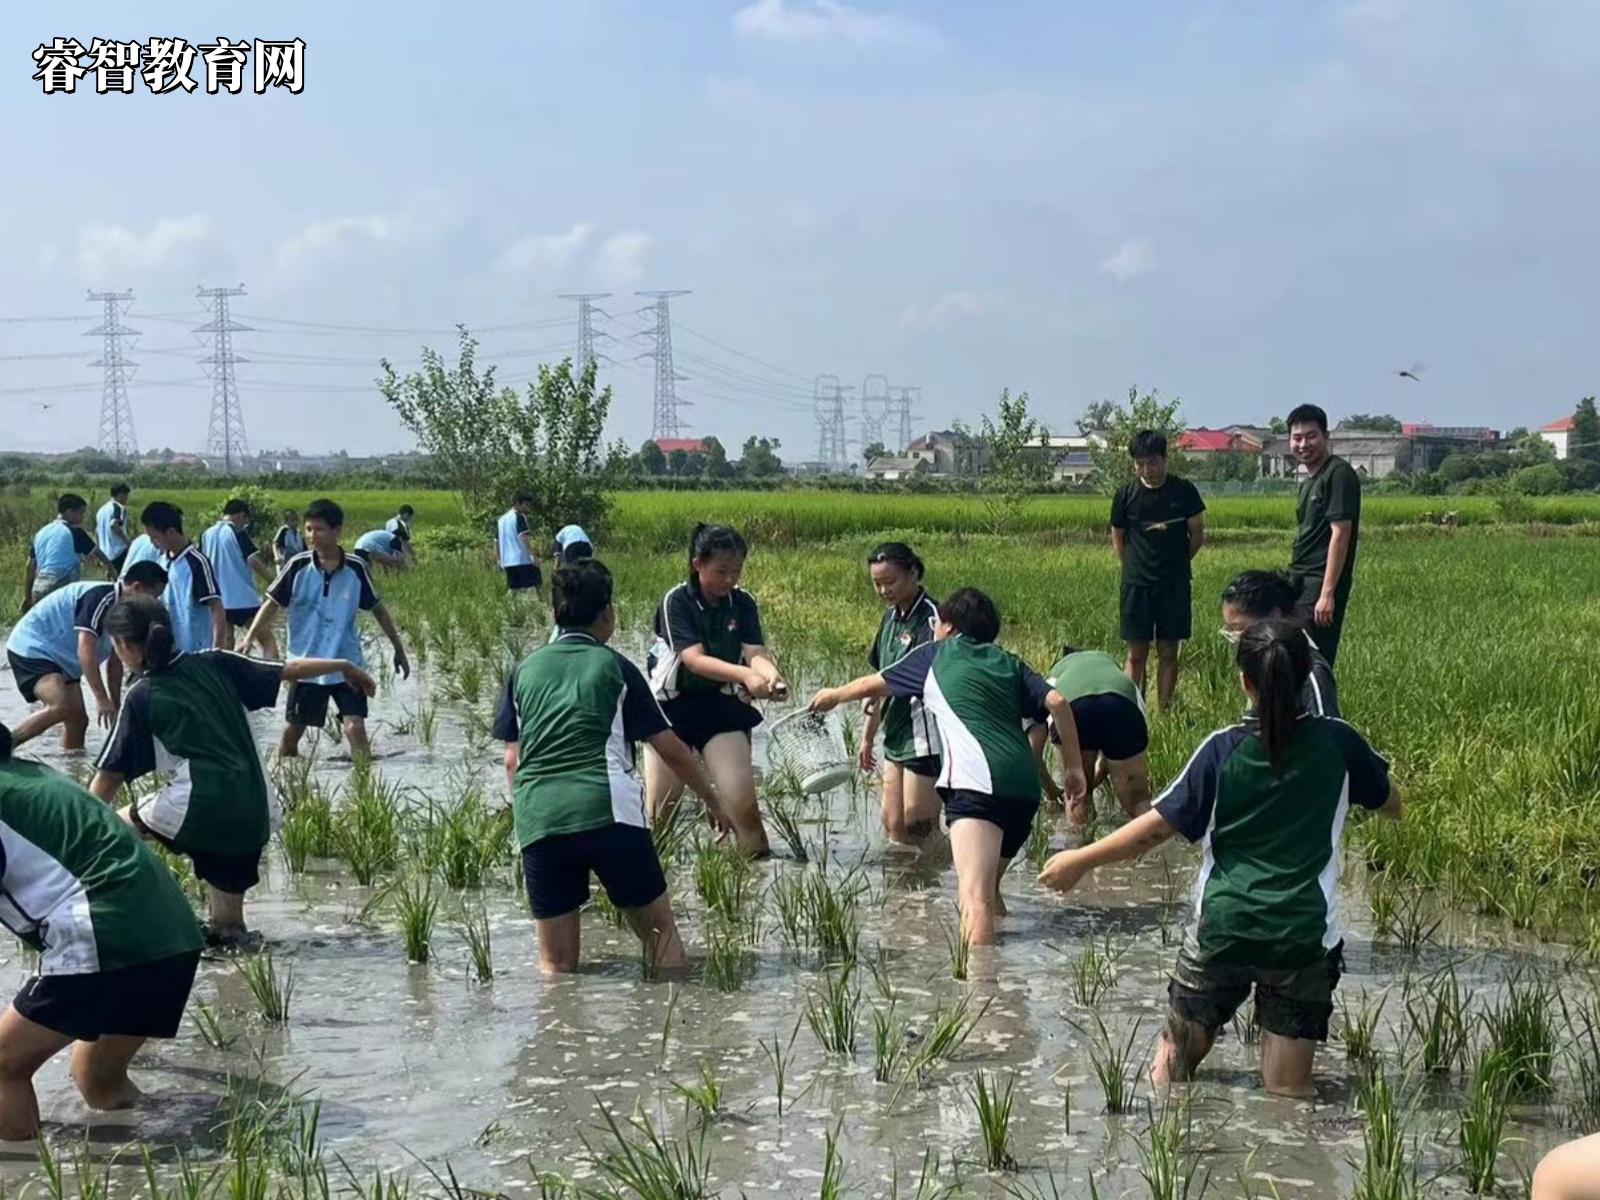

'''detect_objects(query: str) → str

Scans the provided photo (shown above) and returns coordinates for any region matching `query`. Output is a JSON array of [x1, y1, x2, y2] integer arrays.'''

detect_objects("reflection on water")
[[0, 636, 1583, 1196]]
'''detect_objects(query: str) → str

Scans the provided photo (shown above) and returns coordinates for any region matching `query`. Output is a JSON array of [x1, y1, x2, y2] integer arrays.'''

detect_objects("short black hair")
[[110, 483, 131, 500], [305, 498, 343, 529], [1128, 430, 1167, 460], [513, 492, 535, 507], [58, 493, 87, 515], [553, 558, 614, 628], [1220, 569, 1298, 619], [282, 507, 300, 520], [140, 500, 184, 533], [938, 587, 1001, 644], [122, 560, 169, 589], [397, 504, 415, 518], [223, 498, 250, 517], [1286, 404, 1328, 434]]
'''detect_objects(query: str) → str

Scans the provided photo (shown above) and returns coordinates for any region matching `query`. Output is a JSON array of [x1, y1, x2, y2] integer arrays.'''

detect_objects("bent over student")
[[1220, 569, 1338, 718], [1037, 619, 1400, 1097], [494, 559, 728, 974], [0, 720, 203, 1140]]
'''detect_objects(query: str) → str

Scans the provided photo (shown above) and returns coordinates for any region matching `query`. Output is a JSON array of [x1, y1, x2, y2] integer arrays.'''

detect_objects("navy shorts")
[[522, 823, 668, 920], [889, 754, 941, 779], [940, 789, 1040, 861], [505, 564, 542, 592], [7, 651, 69, 705], [1051, 692, 1149, 761], [285, 680, 369, 728], [1120, 582, 1193, 643], [660, 693, 761, 752], [225, 606, 260, 629], [129, 805, 263, 895], [14, 950, 200, 1041]]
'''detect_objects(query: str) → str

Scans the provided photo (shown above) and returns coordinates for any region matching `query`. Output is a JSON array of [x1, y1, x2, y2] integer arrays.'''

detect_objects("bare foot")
[[81, 1078, 142, 1112]]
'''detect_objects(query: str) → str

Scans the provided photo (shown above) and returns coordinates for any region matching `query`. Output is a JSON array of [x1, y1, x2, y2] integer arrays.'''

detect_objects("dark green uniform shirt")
[[868, 590, 941, 762], [648, 582, 764, 700], [1291, 455, 1361, 587], [1110, 476, 1205, 588]]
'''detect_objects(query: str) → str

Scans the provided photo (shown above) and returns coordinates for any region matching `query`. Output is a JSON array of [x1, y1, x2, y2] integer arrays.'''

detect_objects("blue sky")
[[1, 0, 1596, 457]]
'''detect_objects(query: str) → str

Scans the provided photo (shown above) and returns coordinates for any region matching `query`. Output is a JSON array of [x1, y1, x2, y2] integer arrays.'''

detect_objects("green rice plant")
[[1137, 1098, 1211, 1200], [805, 962, 860, 1057], [1481, 972, 1558, 1099], [238, 952, 295, 1024], [416, 702, 438, 750], [1351, 1069, 1421, 1200], [456, 902, 494, 983], [969, 1070, 1019, 1172], [334, 771, 404, 886], [1369, 875, 1441, 954], [191, 998, 237, 1051], [819, 1120, 848, 1200], [393, 872, 439, 964], [580, 1100, 714, 1200], [1563, 992, 1600, 1130], [702, 913, 755, 993], [890, 1149, 960, 1200], [770, 864, 864, 964], [1025, 807, 1052, 875], [891, 994, 994, 1108], [1458, 1047, 1513, 1195], [761, 1018, 802, 1118], [416, 784, 512, 889], [1057, 933, 1124, 1008], [1495, 874, 1543, 932], [650, 798, 696, 868], [278, 779, 335, 873], [944, 913, 971, 982], [670, 1064, 724, 1126], [588, 884, 626, 929], [140, 1143, 226, 1200], [1079, 1012, 1143, 1115], [1340, 989, 1388, 1065], [694, 838, 754, 919], [1402, 965, 1470, 1075], [764, 788, 810, 864], [873, 1002, 911, 1083]]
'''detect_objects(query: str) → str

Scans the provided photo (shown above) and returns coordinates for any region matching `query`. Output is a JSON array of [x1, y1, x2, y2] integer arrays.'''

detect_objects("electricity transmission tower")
[[86, 289, 139, 458], [559, 292, 611, 376], [813, 376, 851, 470], [637, 290, 691, 442], [197, 285, 251, 474], [886, 386, 920, 454], [860, 374, 889, 454]]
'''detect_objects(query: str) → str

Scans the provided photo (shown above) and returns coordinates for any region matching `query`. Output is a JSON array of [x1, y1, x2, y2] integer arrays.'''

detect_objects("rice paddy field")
[[1, 487, 1599, 1199]]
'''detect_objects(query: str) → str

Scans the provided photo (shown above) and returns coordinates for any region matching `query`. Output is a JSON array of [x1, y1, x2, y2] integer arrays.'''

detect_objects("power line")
[[814, 375, 851, 469], [86, 289, 139, 458], [887, 386, 920, 453], [197, 285, 250, 473], [637, 291, 691, 442], [676, 323, 814, 385], [861, 374, 889, 450]]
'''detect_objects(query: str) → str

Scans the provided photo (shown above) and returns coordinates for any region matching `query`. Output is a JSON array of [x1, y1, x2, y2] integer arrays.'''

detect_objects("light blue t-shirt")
[[5, 581, 120, 678], [30, 520, 91, 580], [162, 545, 222, 654], [267, 550, 381, 686], [497, 509, 532, 568], [555, 524, 591, 551], [96, 500, 129, 559], [200, 521, 261, 611], [355, 530, 400, 556], [119, 534, 162, 578]]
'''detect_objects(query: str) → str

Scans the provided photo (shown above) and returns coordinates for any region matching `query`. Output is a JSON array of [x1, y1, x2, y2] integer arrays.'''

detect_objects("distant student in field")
[[119, 529, 164, 579], [96, 484, 132, 575], [811, 588, 1087, 944], [1110, 430, 1205, 710], [1220, 569, 1339, 718], [201, 499, 278, 658], [140, 501, 226, 655], [497, 493, 542, 593], [646, 524, 787, 857], [273, 508, 306, 566], [243, 498, 410, 762], [0, 720, 204, 1141], [1534, 1133, 1600, 1200], [495, 559, 729, 974], [554, 523, 594, 564], [3, 562, 168, 751], [1031, 646, 1152, 825], [353, 528, 409, 571], [858, 542, 944, 851], [1038, 619, 1400, 1097], [23, 494, 109, 611], [385, 504, 416, 558], [1287, 403, 1361, 668], [90, 595, 375, 948]]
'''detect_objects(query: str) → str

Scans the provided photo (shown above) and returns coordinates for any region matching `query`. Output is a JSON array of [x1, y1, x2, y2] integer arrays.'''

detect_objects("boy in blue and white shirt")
[[96, 484, 132, 574], [554, 524, 594, 564], [24, 495, 108, 609], [498, 493, 541, 593], [201, 499, 278, 657]]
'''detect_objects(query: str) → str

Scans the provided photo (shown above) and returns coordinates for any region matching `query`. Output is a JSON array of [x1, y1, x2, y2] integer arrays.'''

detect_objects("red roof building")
[[1177, 428, 1252, 453], [1540, 416, 1575, 433], [653, 438, 707, 454]]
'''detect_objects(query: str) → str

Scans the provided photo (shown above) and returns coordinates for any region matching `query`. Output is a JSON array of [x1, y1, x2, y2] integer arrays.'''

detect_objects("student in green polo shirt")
[[0, 720, 203, 1140], [1030, 647, 1152, 825], [1037, 618, 1400, 1097], [645, 524, 788, 858], [88, 594, 376, 948], [810, 588, 1087, 945], [858, 542, 943, 851], [1287, 404, 1361, 668], [495, 559, 728, 974]]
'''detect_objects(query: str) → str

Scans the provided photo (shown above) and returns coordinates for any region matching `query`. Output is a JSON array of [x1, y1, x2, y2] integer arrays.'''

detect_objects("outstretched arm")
[[1038, 808, 1177, 894], [810, 673, 892, 713]]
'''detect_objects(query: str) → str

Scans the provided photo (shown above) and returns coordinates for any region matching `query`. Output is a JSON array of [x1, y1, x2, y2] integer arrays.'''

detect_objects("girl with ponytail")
[[1036, 618, 1401, 1098], [90, 594, 377, 948]]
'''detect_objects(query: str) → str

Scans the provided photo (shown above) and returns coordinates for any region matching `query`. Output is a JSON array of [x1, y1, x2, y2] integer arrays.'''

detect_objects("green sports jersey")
[[868, 590, 941, 762], [1154, 715, 1390, 969], [0, 758, 202, 974], [494, 631, 672, 846], [882, 636, 1051, 798], [1046, 650, 1141, 706], [96, 651, 283, 858]]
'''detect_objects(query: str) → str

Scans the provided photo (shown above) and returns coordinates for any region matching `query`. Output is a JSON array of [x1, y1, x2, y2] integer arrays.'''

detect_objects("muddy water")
[[0, 634, 1583, 1197]]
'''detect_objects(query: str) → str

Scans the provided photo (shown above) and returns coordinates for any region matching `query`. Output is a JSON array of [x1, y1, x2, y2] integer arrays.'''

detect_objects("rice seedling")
[[1369, 875, 1441, 954], [694, 838, 754, 919], [944, 912, 972, 981], [334, 771, 405, 887], [140, 1143, 227, 1200], [1025, 808, 1052, 874], [891, 994, 994, 1108], [415, 784, 512, 889], [416, 702, 438, 750], [192, 998, 238, 1051], [392, 872, 439, 964], [456, 902, 494, 983], [1481, 972, 1558, 1099], [805, 962, 860, 1057], [650, 798, 697, 868], [238, 951, 296, 1024], [761, 1018, 802, 1118], [1458, 1047, 1513, 1195], [1079, 1012, 1144, 1115], [1563, 992, 1600, 1130], [1340, 989, 1388, 1065], [1401, 965, 1470, 1074], [670, 1064, 724, 1126], [770, 864, 864, 964], [702, 912, 756, 993], [890, 1149, 960, 1200], [580, 1100, 714, 1200], [969, 1070, 1019, 1172], [819, 1121, 848, 1200], [1058, 933, 1124, 1008], [873, 1002, 911, 1083], [1351, 1069, 1421, 1200], [1137, 1098, 1210, 1200], [1230, 996, 1261, 1046], [764, 787, 811, 863], [588, 884, 625, 929]]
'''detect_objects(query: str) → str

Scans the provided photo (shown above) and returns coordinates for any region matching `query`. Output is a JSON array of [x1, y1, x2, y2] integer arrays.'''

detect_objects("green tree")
[[1076, 400, 1119, 436], [1571, 397, 1600, 465], [1437, 453, 1481, 485], [1512, 463, 1566, 495], [1268, 416, 1288, 434], [862, 441, 887, 465], [498, 357, 617, 535], [1087, 385, 1187, 491], [1512, 431, 1558, 469], [1342, 413, 1404, 433], [739, 436, 784, 478], [667, 449, 689, 477], [637, 440, 667, 476], [957, 389, 1049, 531], [702, 436, 734, 479]]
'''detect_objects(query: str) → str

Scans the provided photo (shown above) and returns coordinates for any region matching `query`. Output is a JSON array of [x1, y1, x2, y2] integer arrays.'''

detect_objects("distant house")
[[1052, 451, 1094, 484], [866, 456, 928, 482], [1178, 428, 1262, 458], [1261, 434, 1416, 479], [1539, 416, 1573, 460], [654, 438, 707, 455], [906, 431, 962, 475]]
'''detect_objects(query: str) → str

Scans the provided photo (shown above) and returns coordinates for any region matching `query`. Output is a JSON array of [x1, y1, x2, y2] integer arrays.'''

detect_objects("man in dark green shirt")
[[1110, 430, 1206, 710], [1286, 405, 1361, 668]]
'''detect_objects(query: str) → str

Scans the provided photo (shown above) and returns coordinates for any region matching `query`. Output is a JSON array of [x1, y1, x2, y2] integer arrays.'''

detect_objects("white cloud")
[[733, 0, 942, 50], [495, 222, 597, 277], [275, 198, 458, 272], [898, 290, 1006, 329], [1099, 238, 1155, 282], [597, 231, 654, 286], [76, 214, 212, 280]]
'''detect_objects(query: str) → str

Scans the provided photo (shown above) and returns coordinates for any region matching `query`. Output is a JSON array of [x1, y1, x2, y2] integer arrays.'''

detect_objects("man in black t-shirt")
[[1286, 404, 1361, 668], [1110, 430, 1206, 710]]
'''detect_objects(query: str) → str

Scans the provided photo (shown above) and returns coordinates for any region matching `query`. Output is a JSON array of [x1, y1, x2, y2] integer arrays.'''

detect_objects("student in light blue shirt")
[[272, 509, 306, 566], [3, 561, 168, 750], [96, 484, 132, 571], [119, 533, 163, 579], [140, 501, 226, 656], [384, 505, 415, 560], [498, 493, 541, 593], [353, 529, 408, 571], [243, 498, 410, 762], [24, 495, 108, 610], [200, 499, 278, 657]]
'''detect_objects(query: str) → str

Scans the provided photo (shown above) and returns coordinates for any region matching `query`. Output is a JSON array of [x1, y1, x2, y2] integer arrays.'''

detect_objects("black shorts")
[[109, 551, 128, 574], [7, 651, 68, 705], [285, 680, 369, 728], [14, 950, 201, 1042], [352, 549, 371, 567], [1292, 574, 1352, 670], [890, 754, 941, 779], [129, 805, 263, 895], [505, 564, 542, 592], [660, 692, 762, 752], [1120, 582, 1192, 643], [225, 606, 260, 629], [560, 541, 594, 564], [1168, 942, 1344, 1042], [939, 789, 1040, 861], [522, 823, 667, 920], [1052, 692, 1149, 761]]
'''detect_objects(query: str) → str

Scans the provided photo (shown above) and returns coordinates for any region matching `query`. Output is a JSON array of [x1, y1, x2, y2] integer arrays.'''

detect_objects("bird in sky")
[[1393, 362, 1426, 382], [33, 402, 54, 411]]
